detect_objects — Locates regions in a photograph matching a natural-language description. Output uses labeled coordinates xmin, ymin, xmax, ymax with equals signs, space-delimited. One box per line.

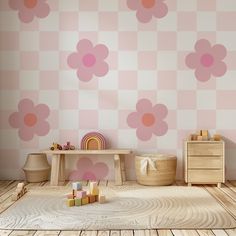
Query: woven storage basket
xmin=135 ymin=154 xmax=177 ymax=186
xmin=23 ymin=153 xmax=51 ymax=183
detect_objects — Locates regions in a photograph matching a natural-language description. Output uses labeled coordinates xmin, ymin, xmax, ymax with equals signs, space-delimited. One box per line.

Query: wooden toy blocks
xmin=72 ymin=182 xmax=82 ymax=191
xmin=66 ymin=181 xmax=106 ymax=207
xmin=76 ymin=190 xmax=87 ymax=198
xmin=67 ymin=199 xmax=75 ymax=207
xmin=11 ymin=182 xmax=27 ymax=201
xmin=82 ymin=196 xmax=89 ymax=205
xmin=88 ymin=194 xmax=96 ymax=203
xmin=98 ymin=195 xmax=106 ymax=204
xmin=188 ymin=130 xmax=222 ymax=142
xmin=74 ymin=198 xmax=82 ymax=206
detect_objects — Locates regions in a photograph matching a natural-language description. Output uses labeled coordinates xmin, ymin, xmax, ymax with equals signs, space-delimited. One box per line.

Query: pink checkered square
xmin=0 ymin=32 xmax=19 ymax=50
xmin=119 ymin=32 xmax=137 ymax=50
xmin=216 ymin=91 xmax=236 ymax=109
xmin=178 ymin=91 xmax=197 ymax=109
xmin=40 ymin=32 xmax=59 ymax=50
xmin=157 ymin=71 xmax=177 ymax=90
xmin=59 ymin=12 xmax=78 ymax=31
xmin=79 ymin=110 xmax=98 ymax=129
xmin=197 ymin=110 xmax=216 ymax=129
xmin=158 ymin=32 xmax=177 ymax=50
xmin=59 ymin=90 xmax=78 ymax=109
xmin=178 ymin=12 xmax=197 ymax=31
xmin=99 ymin=12 xmax=118 ymax=30
xmin=39 ymin=71 xmax=59 ymax=90
xmin=20 ymin=52 xmax=39 ymax=70
xmin=0 ymin=71 xmax=19 ymax=89
xmin=118 ymin=71 xmax=137 ymax=90
xmin=217 ymin=12 xmax=236 ymax=31
xmin=138 ymin=51 xmax=156 ymax=70
xmin=197 ymin=0 xmax=216 ymax=11
xmin=98 ymin=91 xmax=118 ymax=109
xmin=79 ymin=0 xmax=98 ymax=11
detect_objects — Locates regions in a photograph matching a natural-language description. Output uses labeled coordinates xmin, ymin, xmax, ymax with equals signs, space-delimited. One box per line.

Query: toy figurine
xmin=50 ymin=143 xmax=62 ymax=150
xmin=63 ymin=141 xmax=75 ymax=150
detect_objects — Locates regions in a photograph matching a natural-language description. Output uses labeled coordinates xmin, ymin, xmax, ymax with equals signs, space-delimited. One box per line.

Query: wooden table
xmin=42 ymin=149 xmax=132 ymax=186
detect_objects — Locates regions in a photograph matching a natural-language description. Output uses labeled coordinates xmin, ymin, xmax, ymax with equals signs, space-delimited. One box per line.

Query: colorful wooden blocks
xmin=66 ymin=181 xmax=106 ymax=207
xmin=75 ymin=198 xmax=82 ymax=206
xmin=76 ymin=190 xmax=87 ymax=198
xmin=88 ymin=194 xmax=96 ymax=203
xmin=67 ymin=199 xmax=75 ymax=207
xmin=72 ymin=182 xmax=82 ymax=191
xmin=82 ymin=196 xmax=89 ymax=205
xmin=99 ymin=195 xmax=106 ymax=204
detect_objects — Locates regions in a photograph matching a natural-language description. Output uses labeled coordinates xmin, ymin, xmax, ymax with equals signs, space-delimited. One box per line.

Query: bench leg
xmin=50 ymin=154 xmax=60 ymax=186
xmin=120 ymin=155 xmax=126 ymax=182
xmin=59 ymin=154 xmax=65 ymax=183
xmin=114 ymin=154 xmax=122 ymax=185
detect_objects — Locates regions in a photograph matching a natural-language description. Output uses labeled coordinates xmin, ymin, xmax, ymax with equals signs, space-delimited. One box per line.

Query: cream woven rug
xmin=0 ymin=185 xmax=235 ymax=230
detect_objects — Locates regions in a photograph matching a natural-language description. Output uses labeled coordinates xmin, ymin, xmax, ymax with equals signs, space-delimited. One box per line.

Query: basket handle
xmin=140 ymin=157 xmax=157 ymax=175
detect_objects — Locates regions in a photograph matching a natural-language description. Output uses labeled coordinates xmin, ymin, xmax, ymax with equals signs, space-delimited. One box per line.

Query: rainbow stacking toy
xmin=80 ymin=132 xmax=106 ymax=150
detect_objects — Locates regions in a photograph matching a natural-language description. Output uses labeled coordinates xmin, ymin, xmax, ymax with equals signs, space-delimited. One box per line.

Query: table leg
xmin=50 ymin=154 xmax=60 ymax=186
xmin=59 ymin=154 xmax=65 ymax=182
xmin=120 ymin=155 xmax=126 ymax=182
xmin=114 ymin=154 xmax=122 ymax=185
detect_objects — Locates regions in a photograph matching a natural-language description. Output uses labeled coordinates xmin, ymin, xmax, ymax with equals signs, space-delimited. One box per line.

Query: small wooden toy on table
xmin=11 ymin=182 xmax=27 ymax=201
xmin=66 ymin=181 xmax=106 ymax=207
xmin=63 ymin=141 xmax=75 ymax=150
xmin=50 ymin=143 xmax=62 ymax=150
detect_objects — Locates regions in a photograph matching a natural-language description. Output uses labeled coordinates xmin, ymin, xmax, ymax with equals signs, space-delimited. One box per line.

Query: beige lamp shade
xmin=23 ymin=153 xmax=51 ymax=182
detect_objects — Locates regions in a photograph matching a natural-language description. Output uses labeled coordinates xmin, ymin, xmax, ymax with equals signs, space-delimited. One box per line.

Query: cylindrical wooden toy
xmin=135 ymin=154 xmax=177 ymax=186
xmin=23 ymin=153 xmax=51 ymax=182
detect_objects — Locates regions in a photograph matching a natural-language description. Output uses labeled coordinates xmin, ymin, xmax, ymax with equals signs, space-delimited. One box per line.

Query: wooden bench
xmin=42 ymin=149 xmax=132 ymax=186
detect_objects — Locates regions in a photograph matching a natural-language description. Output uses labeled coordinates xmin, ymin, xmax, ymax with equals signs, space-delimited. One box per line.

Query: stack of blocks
xmin=66 ymin=181 xmax=106 ymax=207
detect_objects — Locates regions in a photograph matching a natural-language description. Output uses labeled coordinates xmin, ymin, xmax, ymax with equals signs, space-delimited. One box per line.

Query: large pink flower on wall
xmin=67 ymin=39 xmax=109 ymax=82
xmin=185 ymin=39 xmax=227 ymax=82
xmin=9 ymin=0 xmax=50 ymax=23
xmin=9 ymin=99 xmax=50 ymax=141
xmin=69 ymin=157 xmax=109 ymax=181
xmin=127 ymin=0 xmax=168 ymax=23
xmin=127 ymin=99 xmax=168 ymax=141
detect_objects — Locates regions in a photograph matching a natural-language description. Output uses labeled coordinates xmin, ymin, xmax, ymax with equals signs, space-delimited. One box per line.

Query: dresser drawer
xmin=187 ymin=143 xmax=223 ymax=156
xmin=188 ymin=169 xmax=223 ymax=183
xmin=188 ymin=156 xmax=223 ymax=169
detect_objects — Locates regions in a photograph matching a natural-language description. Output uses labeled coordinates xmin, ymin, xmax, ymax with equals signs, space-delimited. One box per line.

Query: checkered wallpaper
xmin=0 ymin=0 xmax=236 ymax=180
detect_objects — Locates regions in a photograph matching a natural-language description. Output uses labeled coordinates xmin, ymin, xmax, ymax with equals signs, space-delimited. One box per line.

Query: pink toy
xmin=63 ymin=141 xmax=75 ymax=150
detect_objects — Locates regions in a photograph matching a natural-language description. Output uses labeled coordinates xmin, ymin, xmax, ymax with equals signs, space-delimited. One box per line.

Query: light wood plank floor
xmin=0 ymin=180 xmax=235 ymax=236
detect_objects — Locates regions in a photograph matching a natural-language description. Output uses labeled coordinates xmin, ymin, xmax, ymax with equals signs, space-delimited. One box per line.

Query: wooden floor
xmin=0 ymin=180 xmax=235 ymax=236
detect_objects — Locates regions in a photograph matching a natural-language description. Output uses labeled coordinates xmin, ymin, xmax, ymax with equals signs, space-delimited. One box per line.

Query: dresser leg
xmin=217 ymin=183 xmax=221 ymax=188
xmin=188 ymin=183 xmax=192 ymax=187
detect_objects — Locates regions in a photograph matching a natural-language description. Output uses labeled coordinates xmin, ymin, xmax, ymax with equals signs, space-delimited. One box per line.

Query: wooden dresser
xmin=184 ymin=141 xmax=225 ymax=187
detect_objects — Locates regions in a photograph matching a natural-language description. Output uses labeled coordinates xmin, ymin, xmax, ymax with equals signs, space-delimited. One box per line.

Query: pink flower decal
xmin=67 ymin=39 xmax=109 ymax=82
xmin=9 ymin=99 xmax=50 ymax=141
xmin=9 ymin=0 xmax=50 ymax=23
xmin=127 ymin=0 xmax=168 ymax=23
xmin=69 ymin=157 xmax=109 ymax=181
xmin=185 ymin=39 xmax=227 ymax=82
xmin=127 ymin=98 xmax=168 ymax=141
